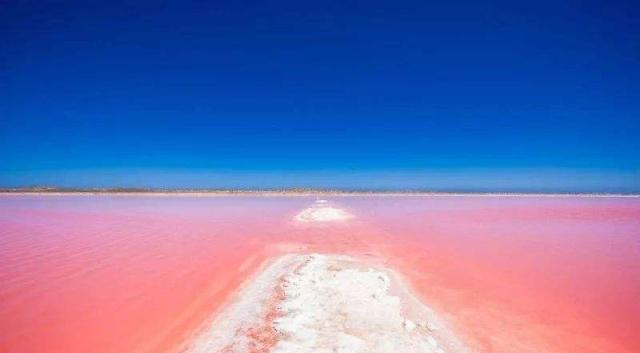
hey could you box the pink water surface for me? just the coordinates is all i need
[0,195,638,353]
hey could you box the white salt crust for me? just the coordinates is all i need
[293,201,354,223]
[186,254,469,353]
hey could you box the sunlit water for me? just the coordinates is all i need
[0,195,638,353]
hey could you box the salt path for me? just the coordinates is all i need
[186,201,468,353]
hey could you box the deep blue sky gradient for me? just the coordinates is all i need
[2,1,639,191]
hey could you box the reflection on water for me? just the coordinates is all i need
[0,195,638,353]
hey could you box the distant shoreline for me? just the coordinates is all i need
[0,189,638,197]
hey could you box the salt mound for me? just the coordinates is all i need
[187,254,468,353]
[294,202,353,222]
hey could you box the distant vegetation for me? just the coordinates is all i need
[0,186,361,194]
[0,186,633,196]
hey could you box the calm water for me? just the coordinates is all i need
[0,195,638,353]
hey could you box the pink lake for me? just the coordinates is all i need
[0,195,638,353]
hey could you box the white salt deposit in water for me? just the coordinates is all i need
[187,254,468,353]
[294,202,354,223]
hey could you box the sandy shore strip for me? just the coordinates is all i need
[185,253,469,353]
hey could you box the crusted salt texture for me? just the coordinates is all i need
[186,255,301,353]
[270,255,453,353]
[186,254,467,353]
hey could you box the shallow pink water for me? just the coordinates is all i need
[0,195,638,353]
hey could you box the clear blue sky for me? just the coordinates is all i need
[1,1,639,192]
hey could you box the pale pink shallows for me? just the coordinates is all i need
[0,195,638,353]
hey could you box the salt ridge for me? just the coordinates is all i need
[187,254,468,353]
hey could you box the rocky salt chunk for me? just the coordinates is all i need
[404,319,417,332]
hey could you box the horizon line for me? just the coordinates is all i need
[1,187,639,198]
